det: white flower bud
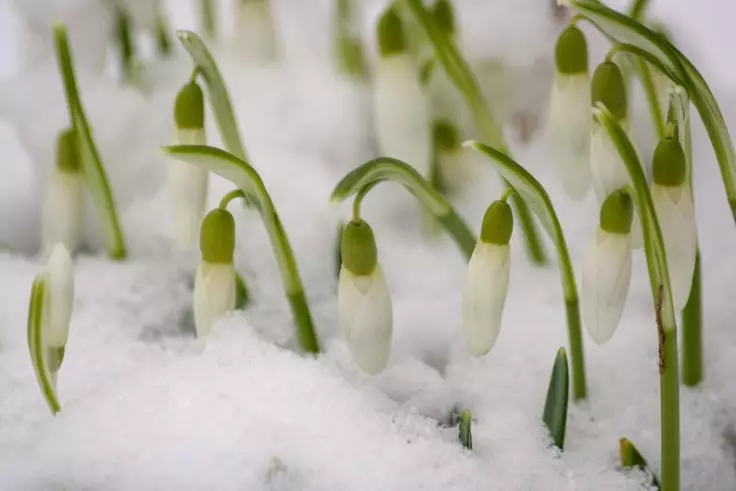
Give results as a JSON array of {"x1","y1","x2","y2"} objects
[
  {"x1": 42, "y1": 167, "x2": 85, "y2": 256},
  {"x1": 582, "y1": 228, "x2": 633, "y2": 345},
  {"x1": 338, "y1": 266, "x2": 393, "y2": 374},
  {"x1": 547, "y1": 73, "x2": 592, "y2": 200},
  {"x1": 373, "y1": 55, "x2": 431, "y2": 177},
  {"x1": 169, "y1": 128, "x2": 209, "y2": 247},
  {"x1": 234, "y1": 0, "x2": 278, "y2": 63},
  {"x1": 651, "y1": 184, "x2": 696, "y2": 310},
  {"x1": 193, "y1": 261, "x2": 236, "y2": 338},
  {"x1": 43, "y1": 243, "x2": 75, "y2": 349}
]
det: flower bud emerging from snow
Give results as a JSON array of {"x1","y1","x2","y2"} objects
[
  {"x1": 42, "y1": 129, "x2": 84, "y2": 255},
  {"x1": 374, "y1": 6, "x2": 431, "y2": 178},
  {"x1": 338, "y1": 219, "x2": 392, "y2": 374},
  {"x1": 547, "y1": 26, "x2": 591, "y2": 200},
  {"x1": 590, "y1": 62, "x2": 634, "y2": 211},
  {"x1": 582, "y1": 190, "x2": 633, "y2": 344},
  {"x1": 432, "y1": 0, "x2": 456, "y2": 38},
  {"x1": 43, "y1": 243, "x2": 75, "y2": 349},
  {"x1": 462, "y1": 201, "x2": 513, "y2": 356},
  {"x1": 170, "y1": 82, "x2": 209, "y2": 247},
  {"x1": 651, "y1": 136, "x2": 696, "y2": 310},
  {"x1": 193, "y1": 209, "x2": 237, "y2": 338}
]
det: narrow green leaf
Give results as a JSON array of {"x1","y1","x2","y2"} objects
[
  {"x1": 235, "y1": 272, "x2": 249, "y2": 309},
  {"x1": 334, "y1": 221, "x2": 344, "y2": 278},
  {"x1": 201, "y1": 0, "x2": 217, "y2": 38},
  {"x1": 27, "y1": 275, "x2": 61, "y2": 415},
  {"x1": 330, "y1": 157, "x2": 476, "y2": 259},
  {"x1": 620, "y1": 437, "x2": 660, "y2": 488},
  {"x1": 566, "y1": 0, "x2": 736, "y2": 219},
  {"x1": 162, "y1": 144, "x2": 319, "y2": 353},
  {"x1": 176, "y1": 30, "x2": 247, "y2": 161},
  {"x1": 53, "y1": 24, "x2": 127, "y2": 260},
  {"x1": 458, "y1": 410, "x2": 472, "y2": 450},
  {"x1": 542, "y1": 348, "x2": 569, "y2": 450}
]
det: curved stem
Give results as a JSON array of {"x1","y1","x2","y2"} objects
[
  {"x1": 352, "y1": 182, "x2": 377, "y2": 221},
  {"x1": 500, "y1": 187, "x2": 517, "y2": 202},
  {"x1": 219, "y1": 189, "x2": 246, "y2": 210}
]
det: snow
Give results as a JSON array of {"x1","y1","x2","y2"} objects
[{"x1": 1, "y1": 0, "x2": 736, "y2": 489}]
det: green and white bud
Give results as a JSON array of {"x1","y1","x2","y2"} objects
[
  {"x1": 432, "y1": 0, "x2": 456, "y2": 38},
  {"x1": 651, "y1": 137, "x2": 696, "y2": 310},
  {"x1": 234, "y1": 0, "x2": 278, "y2": 63},
  {"x1": 546, "y1": 26, "x2": 591, "y2": 200},
  {"x1": 461, "y1": 201, "x2": 512, "y2": 356},
  {"x1": 338, "y1": 219, "x2": 392, "y2": 374},
  {"x1": 169, "y1": 82, "x2": 209, "y2": 247},
  {"x1": 193, "y1": 209, "x2": 237, "y2": 338},
  {"x1": 590, "y1": 61, "x2": 631, "y2": 204},
  {"x1": 433, "y1": 120, "x2": 472, "y2": 193},
  {"x1": 42, "y1": 129, "x2": 84, "y2": 255},
  {"x1": 374, "y1": 6, "x2": 430, "y2": 178},
  {"x1": 43, "y1": 243, "x2": 75, "y2": 349},
  {"x1": 582, "y1": 190, "x2": 633, "y2": 344}
]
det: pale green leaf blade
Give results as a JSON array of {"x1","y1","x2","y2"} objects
[
  {"x1": 458, "y1": 410, "x2": 472, "y2": 450},
  {"x1": 542, "y1": 348, "x2": 569, "y2": 450},
  {"x1": 27, "y1": 275, "x2": 61, "y2": 415},
  {"x1": 620, "y1": 437, "x2": 660, "y2": 488},
  {"x1": 53, "y1": 24, "x2": 127, "y2": 260},
  {"x1": 176, "y1": 30, "x2": 247, "y2": 160}
]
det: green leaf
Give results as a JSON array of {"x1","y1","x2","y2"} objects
[
  {"x1": 330, "y1": 157, "x2": 476, "y2": 259},
  {"x1": 53, "y1": 24, "x2": 127, "y2": 260},
  {"x1": 542, "y1": 348, "x2": 569, "y2": 450},
  {"x1": 458, "y1": 410, "x2": 472, "y2": 450},
  {"x1": 176, "y1": 31, "x2": 247, "y2": 161},
  {"x1": 27, "y1": 275, "x2": 61, "y2": 415},
  {"x1": 565, "y1": 0, "x2": 736, "y2": 219},
  {"x1": 620, "y1": 437, "x2": 660, "y2": 488},
  {"x1": 466, "y1": 141, "x2": 589, "y2": 400},
  {"x1": 334, "y1": 221, "x2": 344, "y2": 278},
  {"x1": 235, "y1": 272, "x2": 249, "y2": 309},
  {"x1": 162, "y1": 144, "x2": 319, "y2": 354}
]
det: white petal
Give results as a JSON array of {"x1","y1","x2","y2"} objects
[
  {"x1": 546, "y1": 73, "x2": 591, "y2": 200},
  {"x1": 338, "y1": 266, "x2": 393, "y2": 374},
  {"x1": 193, "y1": 261, "x2": 236, "y2": 338},
  {"x1": 44, "y1": 243, "x2": 75, "y2": 348},
  {"x1": 437, "y1": 148, "x2": 475, "y2": 194},
  {"x1": 169, "y1": 129, "x2": 209, "y2": 247},
  {"x1": 42, "y1": 167, "x2": 84, "y2": 255},
  {"x1": 590, "y1": 119, "x2": 631, "y2": 203},
  {"x1": 234, "y1": 0, "x2": 278, "y2": 63},
  {"x1": 373, "y1": 55, "x2": 431, "y2": 177},
  {"x1": 582, "y1": 229, "x2": 632, "y2": 344},
  {"x1": 461, "y1": 242, "x2": 510, "y2": 357},
  {"x1": 651, "y1": 184, "x2": 697, "y2": 310}
]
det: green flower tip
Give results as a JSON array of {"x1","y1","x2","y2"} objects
[
  {"x1": 600, "y1": 189, "x2": 633, "y2": 234},
  {"x1": 652, "y1": 136, "x2": 686, "y2": 187},
  {"x1": 56, "y1": 128, "x2": 80, "y2": 173},
  {"x1": 174, "y1": 81, "x2": 205, "y2": 129},
  {"x1": 200, "y1": 208, "x2": 235, "y2": 263},
  {"x1": 433, "y1": 120, "x2": 460, "y2": 152},
  {"x1": 592, "y1": 61, "x2": 627, "y2": 120},
  {"x1": 480, "y1": 200, "x2": 513, "y2": 245},
  {"x1": 377, "y1": 6, "x2": 405, "y2": 57},
  {"x1": 341, "y1": 218, "x2": 377, "y2": 276},
  {"x1": 432, "y1": 0, "x2": 456, "y2": 37},
  {"x1": 555, "y1": 26, "x2": 587, "y2": 75}
]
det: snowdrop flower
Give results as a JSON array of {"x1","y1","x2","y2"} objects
[
  {"x1": 338, "y1": 219, "x2": 392, "y2": 374},
  {"x1": 590, "y1": 61, "x2": 630, "y2": 203},
  {"x1": 234, "y1": 0, "x2": 279, "y2": 63},
  {"x1": 546, "y1": 25, "x2": 591, "y2": 200},
  {"x1": 651, "y1": 134, "x2": 696, "y2": 310},
  {"x1": 169, "y1": 81, "x2": 209, "y2": 247},
  {"x1": 462, "y1": 200, "x2": 513, "y2": 357},
  {"x1": 432, "y1": 120, "x2": 472, "y2": 194},
  {"x1": 194, "y1": 208, "x2": 237, "y2": 338},
  {"x1": 41, "y1": 129, "x2": 84, "y2": 255},
  {"x1": 373, "y1": 6, "x2": 431, "y2": 177},
  {"x1": 582, "y1": 189, "x2": 634, "y2": 344},
  {"x1": 43, "y1": 243, "x2": 75, "y2": 350}
]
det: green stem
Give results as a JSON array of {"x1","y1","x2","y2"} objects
[
  {"x1": 287, "y1": 290, "x2": 320, "y2": 354},
  {"x1": 219, "y1": 189, "x2": 246, "y2": 209},
  {"x1": 333, "y1": 0, "x2": 368, "y2": 80},
  {"x1": 201, "y1": 0, "x2": 216, "y2": 38},
  {"x1": 436, "y1": 209, "x2": 476, "y2": 259},
  {"x1": 114, "y1": 7, "x2": 135, "y2": 83},
  {"x1": 510, "y1": 193, "x2": 546, "y2": 265},
  {"x1": 635, "y1": 59, "x2": 666, "y2": 139},
  {"x1": 156, "y1": 15, "x2": 172, "y2": 56},
  {"x1": 661, "y1": 330, "x2": 680, "y2": 490},
  {"x1": 565, "y1": 299, "x2": 587, "y2": 400},
  {"x1": 681, "y1": 251, "x2": 702, "y2": 385},
  {"x1": 627, "y1": 0, "x2": 651, "y2": 21}
]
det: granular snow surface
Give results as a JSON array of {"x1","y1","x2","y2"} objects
[{"x1": 0, "y1": 1, "x2": 735, "y2": 490}]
